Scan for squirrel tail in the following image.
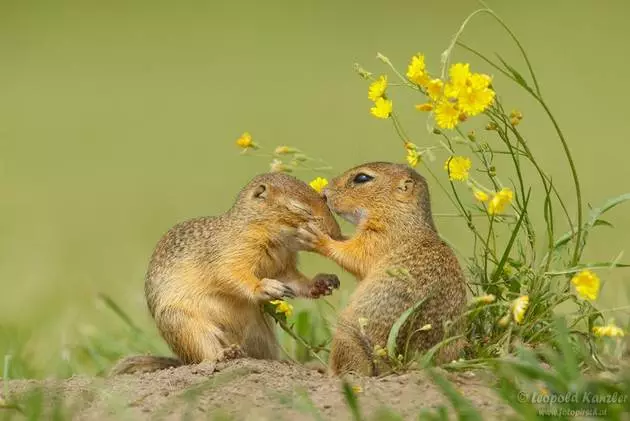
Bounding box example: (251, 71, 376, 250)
(108, 355, 182, 376)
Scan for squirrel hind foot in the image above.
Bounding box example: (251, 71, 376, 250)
(217, 344, 246, 362)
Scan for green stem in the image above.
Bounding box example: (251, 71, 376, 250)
(277, 318, 327, 366)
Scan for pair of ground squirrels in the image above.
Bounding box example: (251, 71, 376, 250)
(110, 172, 342, 375)
(297, 162, 468, 376)
(112, 162, 467, 377)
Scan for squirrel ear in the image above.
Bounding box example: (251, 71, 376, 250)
(395, 178, 415, 200)
(251, 183, 268, 199)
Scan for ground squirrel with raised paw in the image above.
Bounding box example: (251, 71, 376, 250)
(110, 172, 342, 375)
(298, 162, 467, 376)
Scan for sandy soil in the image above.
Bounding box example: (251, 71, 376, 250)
(3, 359, 510, 420)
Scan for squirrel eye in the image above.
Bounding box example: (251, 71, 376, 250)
(352, 173, 373, 184)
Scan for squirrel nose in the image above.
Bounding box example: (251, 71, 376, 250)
(321, 188, 329, 201)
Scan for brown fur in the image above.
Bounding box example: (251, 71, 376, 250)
(110, 172, 342, 376)
(297, 162, 467, 376)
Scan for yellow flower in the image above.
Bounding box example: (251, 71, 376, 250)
(474, 189, 489, 202)
(270, 159, 292, 173)
(419, 324, 432, 331)
(457, 84, 495, 116)
(235, 132, 255, 149)
(358, 317, 369, 331)
(470, 73, 491, 90)
(444, 156, 472, 181)
(370, 97, 393, 119)
(511, 295, 529, 324)
(498, 314, 511, 327)
(269, 300, 293, 318)
(426, 78, 444, 101)
(444, 83, 459, 99)
(406, 148, 420, 167)
(406, 54, 429, 86)
(434, 100, 459, 129)
(449, 63, 471, 86)
(352, 385, 363, 394)
(373, 345, 388, 358)
(274, 145, 298, 155)
(571, 270, 601, 301)
(488, 188, 514, 215)
(510, 109, 524, 126)
(368, 75, 388, 101)
(445, 63, 472, 98)
(415, 103, 433, 112)
(309, 177, 329, 193)
(593, 322, 625, 338)
(472, 294, 496, 305)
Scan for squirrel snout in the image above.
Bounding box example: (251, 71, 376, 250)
(321, 187, 329, 201)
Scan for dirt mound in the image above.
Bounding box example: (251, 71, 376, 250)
(4, 359, 509, 420)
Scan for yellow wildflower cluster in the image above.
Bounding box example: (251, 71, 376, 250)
(440, 154, 513, 215)
(309, 177, 329, 193)
(269, 300, 293, 318)
(367, 75, 392, 119)
(409, 56, 495, 129)
(571, 270, 600, 301)
(593, 322, 625, 338)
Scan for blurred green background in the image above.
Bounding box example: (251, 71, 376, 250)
(1, 0, 628, 377)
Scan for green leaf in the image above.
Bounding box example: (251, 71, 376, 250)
(97, 293, 141, 333)
(546, 262, 630, 275)
(386, 293, 433, 358)
(496, 54, 531, 91)
(420, 335, 464, 368)
(551, 193, 630, 252)
(592, 219, 614, 228)
(492, 190, 530, 283)
(341, 381, 362, 421)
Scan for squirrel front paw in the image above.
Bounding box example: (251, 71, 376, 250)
(309, 273, 340, 298)
(296, 221, 329, 252)
(256, 278, 296, 301)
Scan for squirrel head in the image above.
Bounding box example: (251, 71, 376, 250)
(233, 172, 342, 240)
(322, 162, 436, 232)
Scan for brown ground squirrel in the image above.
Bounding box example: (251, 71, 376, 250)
(297, 162, 467, 376)
(110, 172, 342, 375)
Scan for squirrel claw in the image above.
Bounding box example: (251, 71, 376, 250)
(218, 344, 245, 362)
(310, 273, 340, 298)
(296, 221, 327, 252)
(258, 278, 296, 300)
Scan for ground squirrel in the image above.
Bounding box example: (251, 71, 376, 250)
(110, 172, 342, 375)
(297, 162, 467, 376)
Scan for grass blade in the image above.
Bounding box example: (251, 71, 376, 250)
(386, 294, 433, 358)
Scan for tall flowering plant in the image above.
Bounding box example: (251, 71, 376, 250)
(234, 8, 630, 367)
